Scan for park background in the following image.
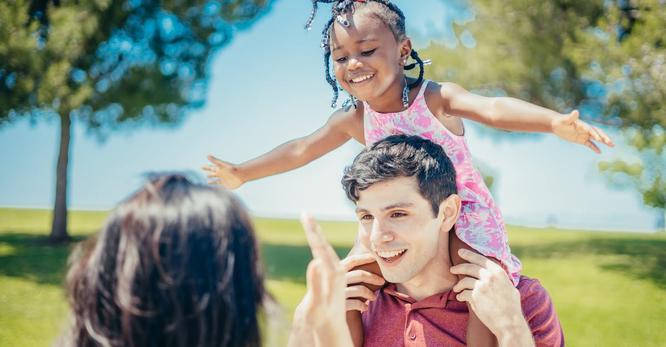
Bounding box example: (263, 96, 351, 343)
(1, 0, 664, 346)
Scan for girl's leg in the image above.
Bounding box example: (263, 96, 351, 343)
(450, 232, 498, 347)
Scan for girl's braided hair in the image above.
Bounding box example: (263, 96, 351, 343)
(305, 0, 427, 108)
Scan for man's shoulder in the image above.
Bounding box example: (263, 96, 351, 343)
(516, 276, 565, 347)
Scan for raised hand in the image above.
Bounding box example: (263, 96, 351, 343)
(552, 110, 614, 154)
(202, 155, 244, 189)
(298, 213, 348, 329)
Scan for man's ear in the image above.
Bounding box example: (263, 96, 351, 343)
(438, 194, 461, 233)
(399, 38, 413, 66)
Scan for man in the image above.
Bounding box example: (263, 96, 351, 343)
(291, 135, 563, 347)
(341, 135, 563, 347)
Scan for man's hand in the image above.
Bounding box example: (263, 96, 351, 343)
(450, 249, 535, 347)
(202, 155, 244, 189)
(552, 110, 614, 153)
(341, 254, 385, 312)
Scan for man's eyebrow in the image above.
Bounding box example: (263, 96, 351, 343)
(331, 38, 379, 52)
(355, 202, 414, 214)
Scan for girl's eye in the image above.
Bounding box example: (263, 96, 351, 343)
(361, 49, 376, 56)
(335, 56, 348, 63)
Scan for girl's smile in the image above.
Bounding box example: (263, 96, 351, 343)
(330, 10, 411, 111)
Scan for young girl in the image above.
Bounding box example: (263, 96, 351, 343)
(203, 1, 613, 345)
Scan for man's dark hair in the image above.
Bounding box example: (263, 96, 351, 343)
(342, 135, 457, 216)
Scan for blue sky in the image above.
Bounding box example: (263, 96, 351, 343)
(0, 0, 660, 232)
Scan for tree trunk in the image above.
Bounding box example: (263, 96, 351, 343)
(49, 112, 72, 243)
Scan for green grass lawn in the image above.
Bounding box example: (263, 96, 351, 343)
(1, 208, 665, 346)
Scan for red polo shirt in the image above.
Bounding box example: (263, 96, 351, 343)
(361, 276, 564, 347)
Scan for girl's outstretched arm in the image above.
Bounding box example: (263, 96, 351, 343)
(203, 107, 363, 188)
(435, 82, 614, 153)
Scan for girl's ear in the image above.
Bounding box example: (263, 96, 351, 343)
(438, 194, 461, 233)
(399, 38, 413, 65)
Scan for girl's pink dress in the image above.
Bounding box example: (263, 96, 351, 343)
(363, 80, 521, 284)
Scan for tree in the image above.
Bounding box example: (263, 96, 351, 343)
(0, 0, 272, 242)
(422, 0, 665, 228)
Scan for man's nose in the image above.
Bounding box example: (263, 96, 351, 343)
(370, 220, 394, 245)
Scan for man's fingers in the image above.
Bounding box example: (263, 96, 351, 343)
(341, 253, 378, 271)
(585, 140, 601, 154)
(346, 269, 385, 286)
(456, 249, 496, 269)
(450, 262, 483, 279)
(345, 284, 377, 302)
(346, 299, 369, 312)
(453, 276, 477, 293)
(456, 289, 473, 303)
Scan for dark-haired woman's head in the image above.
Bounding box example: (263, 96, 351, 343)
(62, 175, 267, 347)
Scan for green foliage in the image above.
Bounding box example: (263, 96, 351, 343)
(1, 209, 665, 346)
(423, 0, 665, 214)
(0, 0, 271, 132)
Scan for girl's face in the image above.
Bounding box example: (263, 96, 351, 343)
(329, 11, 411, 105)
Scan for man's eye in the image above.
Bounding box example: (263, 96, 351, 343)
(360, 214, 374, 221)
(361, 49, 376, 56)
(390, 211, 406, 218)
(335, 56, 348, 63)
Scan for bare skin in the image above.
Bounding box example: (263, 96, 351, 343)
(205, 8, 610, 347)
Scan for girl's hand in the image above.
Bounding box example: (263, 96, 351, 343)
(552, 110, 614, 153)
(202, 155, 244, 189)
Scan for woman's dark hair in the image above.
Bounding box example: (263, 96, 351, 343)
(61, 175, 268, 347)
(305, 0, 428, 108)
(342, 135, 457, 216)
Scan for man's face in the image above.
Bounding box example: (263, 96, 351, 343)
(355, 176, 451, 284)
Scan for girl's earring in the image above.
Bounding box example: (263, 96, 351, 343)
(402, 78, 409, 108)
(342, 93, 357, 110)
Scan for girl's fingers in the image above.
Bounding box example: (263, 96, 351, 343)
(201, 165, 215, 172)
(345, 284, 377, 301)
(346, 299, 369, 312)
(453, 276, 477, 293)
(567, 110, 580, 124)
(585, 140, 601, 154)
(588, 126, 603, 142)
(346, 269, 386, 286)
(207, 155, 228, 167)
(595, 127, 615, 146)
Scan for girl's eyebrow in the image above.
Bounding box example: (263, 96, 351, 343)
(332, 37, 379, 52)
